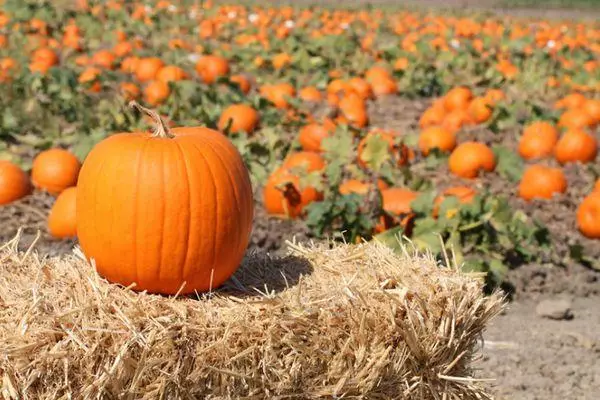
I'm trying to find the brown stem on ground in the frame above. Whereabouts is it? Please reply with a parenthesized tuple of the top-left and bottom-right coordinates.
(129, 100, 174, 139)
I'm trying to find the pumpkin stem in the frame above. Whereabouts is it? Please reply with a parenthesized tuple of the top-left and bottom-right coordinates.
(129, 100, 174, 139)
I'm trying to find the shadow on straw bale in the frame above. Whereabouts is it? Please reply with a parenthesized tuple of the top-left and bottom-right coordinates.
(0, 231, 506, 399)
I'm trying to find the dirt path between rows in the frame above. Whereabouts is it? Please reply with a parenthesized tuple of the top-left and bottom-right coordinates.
(480, 296, 600, 399)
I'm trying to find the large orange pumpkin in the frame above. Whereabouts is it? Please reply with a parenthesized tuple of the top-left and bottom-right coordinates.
(76, 102, 254, 295)
(0, 160, 31, 205)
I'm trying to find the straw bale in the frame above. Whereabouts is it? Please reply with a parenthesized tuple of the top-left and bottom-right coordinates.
(0, 231, 505, 399)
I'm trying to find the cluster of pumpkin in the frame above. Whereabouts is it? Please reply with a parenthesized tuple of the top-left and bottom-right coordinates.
(257, 82, 600, 239)
(0, 149, 79, 238)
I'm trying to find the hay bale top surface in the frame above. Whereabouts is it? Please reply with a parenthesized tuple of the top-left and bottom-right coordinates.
(0, 233, 505, 399)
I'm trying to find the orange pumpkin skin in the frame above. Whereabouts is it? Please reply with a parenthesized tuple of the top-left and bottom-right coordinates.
(0, 160, 31, 205)
(339, 179, 388, 195)
(263, 167, 322, 219)
(298, 123, 334, 152)
(418, 126, 456, 155)
(218, 104, 260, 134)
(196, 55, 230, 84)
(444, 86, 473, 112)
(48, 186, 77, 238)
(144, 80, 171, 106)
(282, 151, 326, 172)
(518, 121, 559, 160)
(577, 193, 600, 239)
(76, 108, 254, 295)
(32, 148, 81, 195)
(299, 86, 322, 102)
(135, 57, 164, 82)
(554, 129, 598, 165)
(518, 165, 567, 201)
(230, 74, 251, 94)
(448, 142, 496, 179)
(376, 188, 418, 233)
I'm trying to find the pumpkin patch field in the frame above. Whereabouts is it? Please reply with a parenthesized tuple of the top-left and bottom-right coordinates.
(0, 0, 599, 398)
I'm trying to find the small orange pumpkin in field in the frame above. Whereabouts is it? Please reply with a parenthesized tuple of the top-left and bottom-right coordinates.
(468, 97, 493, 124)
(299, 86, 322, 102)
(32, 148, 81, 195)
(259, 83, 295, 109)
(418, 126, 456, 155)
(77, 102, 254, 295)
(218, 104, 260, 134)
(419, 105, 446, 128)
(448, 141, 496, 179)
(443, 86, 473, 112)
(483, 88, 505, 104)
(92, 50, 116, 69)
(518, 121, 559, 160)
(144, 80, 170, 106)
(195, 55, 230, 84)
(282, 151, 325, 172)
(577, 193, 600, 239)
(230, 74, 251, 94)
(347, 77, 373, 99)
(0, 160, 31, 205)
(553, 93, 586, 110)
(48, 186, 77, 238)
(442, 108, 472, 133)
(339, 179, 389, 195)
(119, 82, 141, 100)
(376, 188, 418, 234)
(135, 57, 164, 82)
(156, 65, 188, 83)
(263, 167, 322, 219)
(121, 56, 140, 74)
(78, 67, 102, 92)
(338, 93, 369, 128)
(583, 98, 600, 124)
(272, 53, 292, 70)
(298, 122, 335, 152)
(369, 76, 397, 96)
(558, 109, 597, 130)
(518, 165, 567, 201)
(554, 129, 598, 164)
